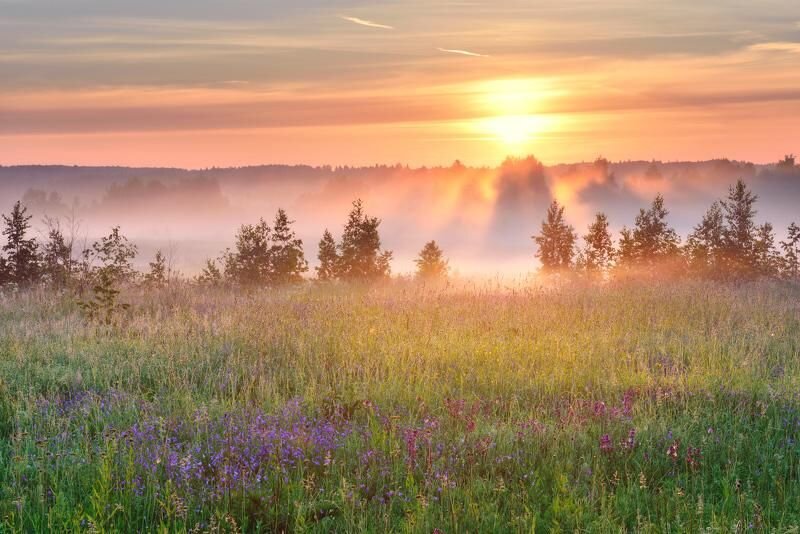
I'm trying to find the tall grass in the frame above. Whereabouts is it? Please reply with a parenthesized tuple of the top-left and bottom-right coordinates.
(1, 280, 799, 531)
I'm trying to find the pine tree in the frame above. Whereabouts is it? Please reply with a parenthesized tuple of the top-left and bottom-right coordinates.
(579, 212, 614, 279)
(780, 222, 800, 280)
(721, 179, 757, 278)
(269, 208, 308, 284)
(42, 222, 73, 289)
(316, 229, 339, 281)
(337, 199, 392, 281)
(1, 201, 41, 286)
(685, 201, 725, 278)
(415, 240, 449, 280)
(144, 250, 168, 287)
(223, 219, 271, 285)
(753, 222, 780, 277)
(533, 200, 576, 274)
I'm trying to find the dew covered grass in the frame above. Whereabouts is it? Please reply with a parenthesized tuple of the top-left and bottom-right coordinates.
(1, 280, 799, 532)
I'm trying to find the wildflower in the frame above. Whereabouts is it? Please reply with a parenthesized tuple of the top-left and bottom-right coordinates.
(404, 429, 420, 467)
(685, 446, 701, 471)
(639, 472, 647, 489)
(623, 428, 636, 450)
(593, 401, 607, 417)
(667, 440, 680, 462)
(599, 434, 613, 453)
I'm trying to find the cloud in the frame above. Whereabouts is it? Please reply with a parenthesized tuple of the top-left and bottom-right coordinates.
(437, 47, 488, 57)
(747, 41, 800, 54)
(339, 15, 393, 30)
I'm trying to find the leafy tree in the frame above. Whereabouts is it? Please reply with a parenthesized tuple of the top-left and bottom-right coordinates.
(780, 222, 800, 280)
(533, 200, 576, 273)
(41, 220, 74, 289)
(77, 268, 130, 325)
(1, 201, 40, 286)
(269, 209, 308, 284)
(720, 180, 757, 278)
(685, 201, 725, 278)
(752, 222, 780, 277)
(415, 240, 449, 280)
(316, 229, 339, 281)
(143, 250, 168, 288)
(82, 226, 138, 284)
(223, 219, 271, 285)
(578, 213, 614, 279)
(336, 199, 392, 281)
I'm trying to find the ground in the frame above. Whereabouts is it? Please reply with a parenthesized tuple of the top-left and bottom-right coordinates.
(1, 280, 799, 532)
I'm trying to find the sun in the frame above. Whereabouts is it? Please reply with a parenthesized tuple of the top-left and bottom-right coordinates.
(481, 114, 553, 146)
(470, 78, 561, 148)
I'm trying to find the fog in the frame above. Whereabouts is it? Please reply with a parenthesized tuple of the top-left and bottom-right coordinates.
(1, 157, 798, 276)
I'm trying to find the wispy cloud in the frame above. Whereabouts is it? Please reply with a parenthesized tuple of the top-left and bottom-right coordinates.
(339, 15, 393, 30)
(437, 47, 488, 58)
(748, 41, 800, 54)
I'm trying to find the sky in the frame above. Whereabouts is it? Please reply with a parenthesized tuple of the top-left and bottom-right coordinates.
(1, 0, 800, 167)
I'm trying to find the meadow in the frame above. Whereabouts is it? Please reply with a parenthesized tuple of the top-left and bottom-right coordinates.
(1, 279, 799, 532)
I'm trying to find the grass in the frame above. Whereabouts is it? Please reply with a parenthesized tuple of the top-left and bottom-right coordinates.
(0, 279, 799, 532)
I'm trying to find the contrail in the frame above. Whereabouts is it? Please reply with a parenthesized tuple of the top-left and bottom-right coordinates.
(339, 15, 394, 30)
(437, 47, 488, 57)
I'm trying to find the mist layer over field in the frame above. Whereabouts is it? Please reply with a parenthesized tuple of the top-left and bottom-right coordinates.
(2, 158, 798, 275)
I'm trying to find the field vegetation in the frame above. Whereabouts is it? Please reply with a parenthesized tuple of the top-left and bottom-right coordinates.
(1, 280, 799, 532)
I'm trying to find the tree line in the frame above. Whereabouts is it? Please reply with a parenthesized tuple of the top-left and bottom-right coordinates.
(534, 179, 800, 281)
(0, 179, 797, 298)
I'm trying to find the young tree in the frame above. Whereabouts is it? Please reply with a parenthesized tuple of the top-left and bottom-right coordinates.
(721, 179, 757, 278)
(83, 226, 138, 284)
(143, 250, 168, 288)
(685, 201, 725, 278)
(337, 199, 392, 281)
(533, 200, 576, 273)
(41, 220, 74, 289)
(316, 229, 339, 281)
(579, 212, 614, 279)
(752, 222, 780, 277)
(223, 219, 271, 285)
(1, 201, 41, 286)
(415, 240, 449, 280)
(780, 222, 800, 280)
(269, 209, 308, 284)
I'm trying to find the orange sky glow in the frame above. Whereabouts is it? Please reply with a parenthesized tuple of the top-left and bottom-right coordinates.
(1, 1, 799, 167)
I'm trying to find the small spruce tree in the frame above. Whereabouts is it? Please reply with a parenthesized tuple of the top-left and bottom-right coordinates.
(316, 229, 339, 281)
(269, 209, 308, 284)
(780, 222, 800, 280)
(415, 240, 449, 280)
(1, 201, 41, 286)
